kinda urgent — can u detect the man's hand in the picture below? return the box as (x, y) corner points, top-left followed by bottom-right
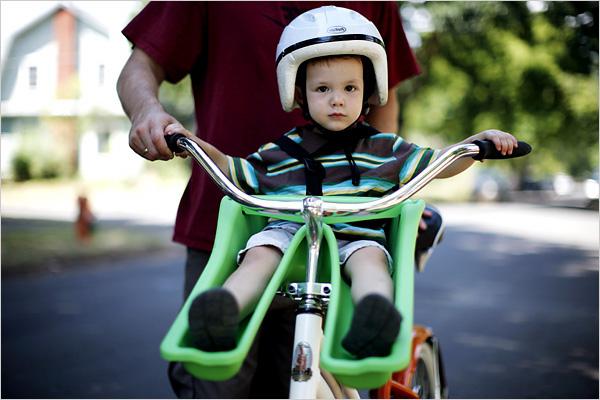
(129, 105), (179, 161)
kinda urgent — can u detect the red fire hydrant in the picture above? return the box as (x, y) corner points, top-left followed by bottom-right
(75, 195), (95, 243)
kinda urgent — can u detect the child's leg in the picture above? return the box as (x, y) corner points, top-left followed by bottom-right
(343, 246), (393, 303)
(341, 246), (401, 359)
(188, 245), (282, 352)
(223, 245), (282, 317)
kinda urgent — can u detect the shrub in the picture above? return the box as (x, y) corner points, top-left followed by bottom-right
(11, 153), (32, 182)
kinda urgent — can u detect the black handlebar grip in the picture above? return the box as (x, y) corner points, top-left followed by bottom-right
(473, 139), (532, 161)
(165, 133), (187, 153)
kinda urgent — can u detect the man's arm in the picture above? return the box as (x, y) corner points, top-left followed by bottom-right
(117, 48), (178, 160)
(365, 85), (400, 133)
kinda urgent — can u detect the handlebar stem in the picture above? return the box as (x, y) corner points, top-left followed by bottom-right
(302, 197), (324, 287)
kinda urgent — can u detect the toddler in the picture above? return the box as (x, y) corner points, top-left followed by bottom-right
(167, 6), (518, 359)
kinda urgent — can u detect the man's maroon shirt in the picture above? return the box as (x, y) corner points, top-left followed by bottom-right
(123, 1), (420, 251)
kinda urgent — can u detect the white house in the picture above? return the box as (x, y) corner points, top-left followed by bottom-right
(1, 2), (143, 180)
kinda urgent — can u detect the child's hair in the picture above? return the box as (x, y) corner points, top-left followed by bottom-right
(295, 54), (376, 118)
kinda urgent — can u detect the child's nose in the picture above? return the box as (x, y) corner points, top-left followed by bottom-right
(331, 91), (344, 107)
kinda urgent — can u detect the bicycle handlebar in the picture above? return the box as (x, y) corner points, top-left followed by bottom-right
(165, 133), (531, 218)
(472, 139), (531, 160)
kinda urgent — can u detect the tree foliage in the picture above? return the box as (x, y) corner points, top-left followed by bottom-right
(400, 1), (598, 179)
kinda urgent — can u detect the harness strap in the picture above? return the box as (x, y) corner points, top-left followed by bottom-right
(275, 135), (326, 195)
(275, 123), (380, 196)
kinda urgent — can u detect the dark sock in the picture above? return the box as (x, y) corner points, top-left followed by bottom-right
(188, 288), (239, 352)
(341, 294), (401, 359)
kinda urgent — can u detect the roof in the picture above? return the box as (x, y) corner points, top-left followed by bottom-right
(1, 1), (108, 69)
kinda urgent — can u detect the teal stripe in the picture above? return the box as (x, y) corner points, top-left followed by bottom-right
(288, 133), (302, 142)
(372, 132), (398, 141)
(399, 149), (419, 184)
(261, 177), (395, 197)
(322, 178), (395, 196)
(319, 159), (388, 170)
(231, 158), (258, 193)
(229, 158), (247, 192)
(331, 223), (386, 240)
(392, 136), (405, 152)
(352, 152), (395, 163)
(248, 152), (263, 163)
(239, 159), (259, 191)
(227, 157), (241, 188)
(262, 184), (307, 196)
(318, 152), (393, 165)
(267, 163), (304, 176)
(268, 158), (301, 172)
(414, 149), (435, 177)
(399, 147), (432, 184)
(267, 159), (386, 177)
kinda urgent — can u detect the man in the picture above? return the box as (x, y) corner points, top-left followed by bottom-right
(117, 2), (422, 397)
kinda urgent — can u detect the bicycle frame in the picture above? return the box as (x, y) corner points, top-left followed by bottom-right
(160, 136), (482, 398)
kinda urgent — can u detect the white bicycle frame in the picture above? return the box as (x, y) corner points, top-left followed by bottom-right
(171, 135), (481, 398)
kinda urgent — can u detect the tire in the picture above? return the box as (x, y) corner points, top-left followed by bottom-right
(370, 334), (448, 399)
(411, 341), (442, 399)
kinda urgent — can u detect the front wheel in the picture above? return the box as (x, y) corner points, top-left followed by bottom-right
(371, 333), (448, 399)
(411, 342), (438, 398)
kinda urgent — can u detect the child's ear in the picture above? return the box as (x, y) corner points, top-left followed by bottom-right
(294, 85), (303, 106)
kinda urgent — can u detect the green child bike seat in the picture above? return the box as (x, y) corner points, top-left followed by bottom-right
(160, 195), (425, 388)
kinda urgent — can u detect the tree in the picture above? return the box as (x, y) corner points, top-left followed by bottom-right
(400, 1), (598, 179)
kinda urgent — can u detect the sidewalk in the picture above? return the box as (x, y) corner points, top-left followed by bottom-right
(3, 179), (598, 251)
(437, 202), (599, 251)
(2, 177), (191, 275)
(1, 176), (189, 226)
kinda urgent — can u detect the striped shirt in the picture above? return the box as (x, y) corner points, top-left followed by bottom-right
(227, 123), (440, 244)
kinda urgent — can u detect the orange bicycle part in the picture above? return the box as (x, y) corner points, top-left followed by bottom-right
(371, 325), (433, 399)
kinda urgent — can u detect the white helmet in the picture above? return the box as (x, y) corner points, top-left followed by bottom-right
(276, 6), (388, 112)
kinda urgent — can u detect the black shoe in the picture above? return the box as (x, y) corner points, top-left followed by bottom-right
(188, 288), (239, 352)
(341, 294), (401, 359)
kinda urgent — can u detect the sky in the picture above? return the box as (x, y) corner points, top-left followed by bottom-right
(1, 0), (141, 63)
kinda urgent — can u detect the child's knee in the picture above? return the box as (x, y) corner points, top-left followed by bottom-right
(346, 246), (389, 273)
(241, 245), (282, 267)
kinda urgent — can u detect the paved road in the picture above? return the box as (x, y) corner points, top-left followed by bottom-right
(2, 203), (598, 398)
(415, 229), (598, 398)
(2, 248), (184, 399)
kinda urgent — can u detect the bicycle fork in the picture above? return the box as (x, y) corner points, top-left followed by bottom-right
(288, 197), (327, 399)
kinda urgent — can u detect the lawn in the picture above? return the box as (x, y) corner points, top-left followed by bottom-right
(2, 218), (174, 276)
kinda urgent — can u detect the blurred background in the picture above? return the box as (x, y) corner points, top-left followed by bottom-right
(1, 1), (598, 398)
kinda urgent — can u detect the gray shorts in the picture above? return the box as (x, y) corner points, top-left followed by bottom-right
(237, 222), (393, 274)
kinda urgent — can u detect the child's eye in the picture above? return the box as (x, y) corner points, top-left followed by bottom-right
(316, 86), (329, 93)
(345, 85), (357, 92)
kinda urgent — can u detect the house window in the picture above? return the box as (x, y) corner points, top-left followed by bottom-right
(98, 64), (105, 86)
(29, 66), (37, 89)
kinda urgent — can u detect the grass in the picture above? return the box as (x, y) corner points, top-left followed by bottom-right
(2, 218), (174, 276)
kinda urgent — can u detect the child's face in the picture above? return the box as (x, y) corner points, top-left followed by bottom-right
(305, 57), (364, 132)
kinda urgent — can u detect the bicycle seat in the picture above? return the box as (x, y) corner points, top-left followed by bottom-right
(160, 195), (425, 388)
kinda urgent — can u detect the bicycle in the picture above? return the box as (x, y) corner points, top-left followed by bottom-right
(159, 133), (531, 399)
